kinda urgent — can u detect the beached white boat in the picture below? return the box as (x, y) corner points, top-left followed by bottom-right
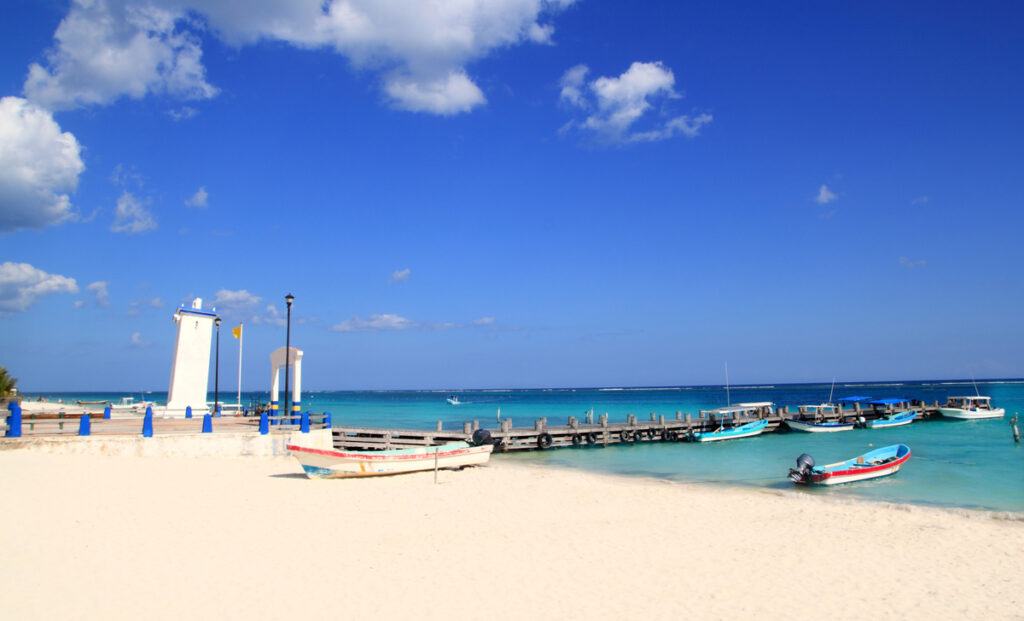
(938, 396), (1004, 420)
(287, 441), (492, 478)
(109, 397), (155, 412)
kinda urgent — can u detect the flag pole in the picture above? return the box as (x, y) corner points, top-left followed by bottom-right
(236, 323), (243, 408)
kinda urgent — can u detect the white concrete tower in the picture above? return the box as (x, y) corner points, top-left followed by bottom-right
(269, 346), (303, 418)
(166, 298), (218, 415)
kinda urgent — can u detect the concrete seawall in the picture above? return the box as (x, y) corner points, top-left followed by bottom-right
(0, 428), (333, 458)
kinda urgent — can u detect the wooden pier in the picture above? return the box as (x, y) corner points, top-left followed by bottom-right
(332, 400), (946, 452)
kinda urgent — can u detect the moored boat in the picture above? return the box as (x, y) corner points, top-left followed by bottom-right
(287, 441), (492, 478)
(689, 405), (769, 442)
(866, 410), (917, 428)
(446, 395), (461, 405)
(785, 404), (853, 432)
(938, 396), (1004, 420)
(788, 444), (911, 485)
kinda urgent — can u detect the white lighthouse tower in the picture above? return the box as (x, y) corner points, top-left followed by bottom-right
(166, 298), (218, 416)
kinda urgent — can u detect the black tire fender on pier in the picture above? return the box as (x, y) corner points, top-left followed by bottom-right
(571, 434), (583, 447)
(666, 430), (680, 442)
(620, 430), (634, 442)
(586, 433), (598, 445)
(537, 432), (553, 449)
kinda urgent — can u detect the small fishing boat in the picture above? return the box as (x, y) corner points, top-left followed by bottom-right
(785, 405), (853, 432)
(77, 399), (110, 406)
(287, 441), (492, 479)
(689, 414), (769, 442)
(788, 444), (911, 485)
(938, 396), (1004, 420)
(446, 395), (461, 405)
(866, 410), (917, 429)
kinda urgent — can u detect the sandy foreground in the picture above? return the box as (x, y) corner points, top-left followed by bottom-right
(0, 451), (1021, 621)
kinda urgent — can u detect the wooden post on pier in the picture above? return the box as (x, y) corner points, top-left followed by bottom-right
(436, 420), (443, 431)
(676, 411), (682, 420)
(650, 412), (656, 421)
(463, 422), (472, 434)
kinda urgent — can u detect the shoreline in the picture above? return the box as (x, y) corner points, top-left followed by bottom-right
(2, 451), (1021, 620)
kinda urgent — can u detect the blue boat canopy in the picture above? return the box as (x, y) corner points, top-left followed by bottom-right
(837, 396), (871, 402)
(868, 398), (908, 405)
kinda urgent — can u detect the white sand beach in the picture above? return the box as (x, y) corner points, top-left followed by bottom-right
(1, 451), (1021, 621)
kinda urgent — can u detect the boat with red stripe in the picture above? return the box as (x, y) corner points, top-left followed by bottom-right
(287, 441), (493, 478)
(788, 444), (911, 486)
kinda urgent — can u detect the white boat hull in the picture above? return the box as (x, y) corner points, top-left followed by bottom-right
(287, 442), (492, 478)
(938, 407), (1005, 420)
(785, 419), (853, 433)
(693, 428), (765, 442)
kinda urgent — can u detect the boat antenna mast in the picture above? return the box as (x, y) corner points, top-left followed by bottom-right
(971, 374), (980, 397)
(725, 361), (730, 407)
(828, 377), (835, 404)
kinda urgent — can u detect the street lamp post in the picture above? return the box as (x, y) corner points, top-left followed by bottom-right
(284, 294), (294, 423)
(214, 316), (221, 415)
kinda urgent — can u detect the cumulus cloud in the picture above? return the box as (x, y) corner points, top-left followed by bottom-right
(390, 268), (411, 283)
(899, 256), (927, 269)
(185, 186), (208, 208)
(110, 191), (156, 234)
(23, 0), (218, 110)
(0, 261), (79, 313)
(331, 313), (496, 332)
(129, 331), (151, 347)
(815, 184), (837, 205)
(25, 0), (573, 115)
(212, 288), (262, 318)
(559, 61), (711, 143)
(86, 281), (110, 307)
(168, 106), (197, 121)
(0, 97), (85, 232)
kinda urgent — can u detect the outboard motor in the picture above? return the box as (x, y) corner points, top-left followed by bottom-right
(471, 428), (492, 446)
(788, 453), (815, 483)
(856, 416), (867, 429)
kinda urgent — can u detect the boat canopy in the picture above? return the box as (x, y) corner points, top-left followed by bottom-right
(868, 398), (908, 405)
(735, 401), (774, 408)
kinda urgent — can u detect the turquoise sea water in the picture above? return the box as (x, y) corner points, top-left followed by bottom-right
(20, 380), (1024, 513)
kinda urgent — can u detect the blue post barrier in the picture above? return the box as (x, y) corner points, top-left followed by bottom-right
(185, 405), (192, 419)
(202, 413), (212, 433)
(324, 412), (332, 429)
(259, 411), (269, 435)
(6, 402), (22, 438)
(78, 413), (91, 436)
(215, 404), (222, 418)
(142, 408), (153, 438)
(300, 411), (310, 433)
(103, 405), (111, 420)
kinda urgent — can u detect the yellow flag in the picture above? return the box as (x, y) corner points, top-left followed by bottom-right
(232, 324), (242, 339)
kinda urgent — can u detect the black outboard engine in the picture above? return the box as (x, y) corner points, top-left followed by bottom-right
(788, 453), (815, 483)
(471, 428), (492, 446)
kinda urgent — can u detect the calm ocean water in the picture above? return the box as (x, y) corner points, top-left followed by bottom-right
(22, 380), (1024, 513)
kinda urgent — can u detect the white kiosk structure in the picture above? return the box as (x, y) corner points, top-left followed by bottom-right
(269, 346), (303, 419)
(166, 298), (219, 416)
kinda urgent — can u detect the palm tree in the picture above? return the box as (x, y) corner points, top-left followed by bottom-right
(0, 367), (18, 402)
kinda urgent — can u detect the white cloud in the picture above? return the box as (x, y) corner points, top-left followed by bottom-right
(0, 97), (84, 232)
(899, 256), (927, 269)
(559, 61), (711, 143)
(23, 0), (218, 110)
(149, 296), (164, 307)
(332, 313), (414, 332)
(390, 268), (411, 283)
(168, 106), (198, 121)
(212, 288), (263, 319)
(0, 262), (79, 313)
(129, 331), (151, 347)
(86, 281), (110, 307)
(110, 191), (156, 234)
(25, 0), (572, 115)
(331, 313), (497, 332)
(911, 195), (929, 205)
(815, 184), (837, 205)
(253, 303), (286, 327)
(185, 186), (208, 208)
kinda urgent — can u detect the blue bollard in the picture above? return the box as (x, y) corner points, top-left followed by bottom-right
(300, 411), (310, 433)
(323, 412), (332, 429)
(78, 414), (91, 436)
(202, 413), (212, 433)
(215, 404), (222, 418)
(5, 402), (22, 438)
(142, 408), (153, 438)
(103, 405), (111, 420)
(259, 411), (269, 435)
(185, 405), (192, 419)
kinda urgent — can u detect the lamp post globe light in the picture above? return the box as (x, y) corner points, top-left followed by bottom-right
(284, 294), (294, 422)
(214, 316), (221, 415)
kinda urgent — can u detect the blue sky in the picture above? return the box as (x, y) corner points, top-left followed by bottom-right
(1, 0), (1022, 391)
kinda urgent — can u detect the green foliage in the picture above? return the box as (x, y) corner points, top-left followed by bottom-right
(0, 366), (18, 400)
